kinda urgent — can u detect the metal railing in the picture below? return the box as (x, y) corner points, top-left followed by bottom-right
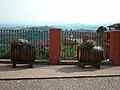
(0, 29), (49, 62)
(0, 29), (104, 63)
(61, 29), (103, 61)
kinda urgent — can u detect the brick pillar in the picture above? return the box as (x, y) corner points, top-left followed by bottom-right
(49, 28), (61, 64)
(110, 31), (120, 65)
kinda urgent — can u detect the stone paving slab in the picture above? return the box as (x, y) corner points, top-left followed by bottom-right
(0, 63), (120, 79)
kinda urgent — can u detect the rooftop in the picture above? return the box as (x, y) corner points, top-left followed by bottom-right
(108, 23), (120, 28)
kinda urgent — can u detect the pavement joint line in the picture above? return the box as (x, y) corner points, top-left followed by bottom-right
(0, 75), (120, 80)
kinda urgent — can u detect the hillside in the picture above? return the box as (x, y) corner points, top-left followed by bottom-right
(0, 23), (110, 30)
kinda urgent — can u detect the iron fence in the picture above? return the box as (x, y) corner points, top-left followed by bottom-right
(61, 30), (103, 61)
(0, 29), (49, 62)
(0, 29), (104, 63)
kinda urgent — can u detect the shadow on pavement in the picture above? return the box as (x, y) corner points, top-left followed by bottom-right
(0, 61), (118, 73)
(57, 64), (117, 73)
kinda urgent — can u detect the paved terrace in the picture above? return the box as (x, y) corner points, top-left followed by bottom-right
(0, 61), (120, 80)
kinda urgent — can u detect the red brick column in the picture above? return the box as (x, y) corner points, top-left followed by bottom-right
(49, 28), (61, 64)
(110, 31), (120, 65)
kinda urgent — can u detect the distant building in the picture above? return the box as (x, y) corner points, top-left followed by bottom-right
(62, 33), (98, 45)
(108, 23), (120, 30)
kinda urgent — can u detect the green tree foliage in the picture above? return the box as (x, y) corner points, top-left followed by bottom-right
(0, 48), (10, 59)
(96, 26), (107, 34)
(35, 46), (49, 60)
(61, 44), (77, 59)
(96, 26), (107, 46)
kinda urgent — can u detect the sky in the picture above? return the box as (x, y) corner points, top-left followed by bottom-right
(0, 0), (120, 24)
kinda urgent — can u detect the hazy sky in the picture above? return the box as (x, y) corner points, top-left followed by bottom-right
(0, 0), (120, 24)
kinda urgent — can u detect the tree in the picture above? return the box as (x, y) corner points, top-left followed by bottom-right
(96, 26), (107, 47)
(96, 26), (107, 34)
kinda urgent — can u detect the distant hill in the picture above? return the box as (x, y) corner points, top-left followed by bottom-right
(0, 24), (25, 29)
(53, 23), (110, 30)
(0, 23), (111, 30)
